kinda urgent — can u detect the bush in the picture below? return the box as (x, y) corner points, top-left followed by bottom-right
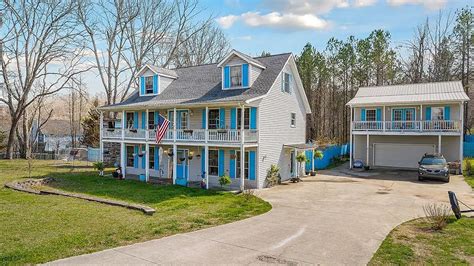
(242, 189), (255, 201)
(93, 161), (105, 171)
(265, 164), (280, 187)
(465, 159), (472, 175)
(423, 203), (451, 230)
(218, 174), (231, 187)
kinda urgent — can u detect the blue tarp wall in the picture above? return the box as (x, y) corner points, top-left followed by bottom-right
(305, 144), (349, 171)
(87, 148), (101, 162)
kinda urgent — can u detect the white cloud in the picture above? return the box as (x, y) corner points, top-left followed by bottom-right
(387, 0), (447, 10)
(216, 15), (239, 29)
(261, 0), (351, 15)
(354, 0), (377, 7)
(217, 12), (330, 31)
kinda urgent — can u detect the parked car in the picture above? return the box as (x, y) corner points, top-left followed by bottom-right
(418, 154), (450, 182)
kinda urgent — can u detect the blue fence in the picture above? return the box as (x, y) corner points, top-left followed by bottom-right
(305, 144), (349, 171)
(463, 135), (474, 157)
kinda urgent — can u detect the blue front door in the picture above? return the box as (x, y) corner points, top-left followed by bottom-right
(176, 149), (188, 186)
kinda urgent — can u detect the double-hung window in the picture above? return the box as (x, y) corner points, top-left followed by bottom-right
(290, 113), (296, 127)
(432, 107), (444, 120)
(149, 146), (155, 169)
(230, 66), (242, 87)
(126, 113), (134, 128)
(148, 112), (155, 129)
(208, 150), (219, 176)
(283, 73), (291, 93)
(145, 76), (153, 94)
(126, 146), (134, 167)
(208, 109), (220, 129)
(366, 109), (376, 121)
(237, 108), (250, 129)
(236, 151), (249, 179)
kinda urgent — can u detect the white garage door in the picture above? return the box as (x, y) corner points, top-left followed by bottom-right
(374, 143), (436, 169)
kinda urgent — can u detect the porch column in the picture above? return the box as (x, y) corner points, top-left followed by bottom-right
(145, 143), (150, 182)
(205, 145), (209, 189)
(460, 102), (464, 173)
(120, 142), (126, 177)
(294, 148), (298, 177)
(311, 148), (315, 172)
(205, 106), (209, 143)
(349, 106), (353, 169)
(145, 109), (149, 140)
(240, 104), (245, 191)
(121, 110), (126, 140)
(172, 144), (177, 185)
(438, 135), (442, 154)
(99, 111), (104, 162)
(173, 108), (177, 142)
(420, 104), (423, 132)
(366, 134), (370, 167)
(382, 106), (386, 132)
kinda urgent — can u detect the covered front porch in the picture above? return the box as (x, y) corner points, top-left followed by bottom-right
(120, 142), (258, 190)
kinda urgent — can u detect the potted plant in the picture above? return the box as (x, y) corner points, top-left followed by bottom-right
(167, 149), (174, 157)
(218, 173), (232, 188)
(310, 150), (324, 176)
(217, 127), (228, 134)
(293, 152), (306, 182)
(188, 151), (194, 160)
(93, 161), (105, 176)
(138, 151), (145, 158)
(129, 128), (138, 133)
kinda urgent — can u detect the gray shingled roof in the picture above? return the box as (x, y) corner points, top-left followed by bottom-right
(101, 53), (291, 110)
(148, 65), (178, 78)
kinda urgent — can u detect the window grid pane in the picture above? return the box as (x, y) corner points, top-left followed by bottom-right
(145, 76), (153, 93)
(208, 150), (219, 176)
(230, 66), (242, 87)
(208, 109), (220, 129)
(366, 110), (376, 121)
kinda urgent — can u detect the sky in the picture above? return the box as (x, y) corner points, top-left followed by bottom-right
(203, 0), (470, 56)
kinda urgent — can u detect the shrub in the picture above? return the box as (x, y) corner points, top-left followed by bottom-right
(266, 164), (281, 187)
(423, 203), (451, 230)
(93, 161), (105, 171)
(242, 189), (255, 201)
(218, 174), (232, 187)
(465, 159), (472, 175)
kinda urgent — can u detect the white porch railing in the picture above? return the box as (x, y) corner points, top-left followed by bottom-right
(352, 120), (461, 132)
(104, 128), (258, 143)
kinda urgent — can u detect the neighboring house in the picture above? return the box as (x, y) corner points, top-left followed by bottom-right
(40, 120), (81, 153)
(99, 50), (311, 189)
(347, 81), (469, 170)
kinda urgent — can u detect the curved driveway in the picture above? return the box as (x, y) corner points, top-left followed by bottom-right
(49, 167), (474, 265)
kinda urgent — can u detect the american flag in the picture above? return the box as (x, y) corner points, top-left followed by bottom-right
(155, 114), (170, 144)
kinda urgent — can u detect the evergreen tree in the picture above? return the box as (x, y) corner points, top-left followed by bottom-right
(80, 98), (100, 147)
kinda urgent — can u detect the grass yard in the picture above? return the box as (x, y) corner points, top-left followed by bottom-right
(0, 160), (271, 264)
(463, 158), (474, 188)
(370, 217), (474, 265)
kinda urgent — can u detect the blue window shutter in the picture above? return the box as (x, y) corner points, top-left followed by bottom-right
(361, 109), (366, 121)
(229, 150), (236, 178)
(218, 149), (225, 176)
(224, 66), (230, 89)
(154, 112), (159, 128)
(231, 108), (237, 129)
(201, 148), (205, 176)
(133, 112), (138, 128)
(141, 145), (146, 169)
(376, 108), (382, 121)
(134, 145), (138, 168)
(445, 106), (450, 120)
(242, 64), (249, 87)
(219, 108), (226, 129)
(426, 107), (431, 121)
(153, 75), (158, 94)
(249, 151), (256, 180)
(140, 76), (145, 95)
(154, 147), (159, 170)
(202, 109), (206, 129)
(250, 107), (257, 129)
(141, 112), (146, 129)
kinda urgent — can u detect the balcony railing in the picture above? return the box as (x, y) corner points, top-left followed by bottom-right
(352, 120), (461, 133)
(103, 128), (258, 143)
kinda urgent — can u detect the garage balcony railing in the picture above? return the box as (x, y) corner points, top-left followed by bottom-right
(352, 120), (461, 133)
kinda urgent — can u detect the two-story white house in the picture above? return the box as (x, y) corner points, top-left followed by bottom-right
(99, 50), (311, 190)
(347, 81), (469, 171)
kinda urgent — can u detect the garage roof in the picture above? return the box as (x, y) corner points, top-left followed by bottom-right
(346, 81), (469, 106)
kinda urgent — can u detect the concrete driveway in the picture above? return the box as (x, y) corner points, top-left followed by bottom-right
(49, 166), (474, 265)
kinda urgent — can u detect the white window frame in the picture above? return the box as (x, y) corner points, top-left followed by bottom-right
(208, 149), (219, 176)
(235, 150), (249, 179)
(230, 65), (242, 88)
(208, 109), (220, 129)
(144, 76), (154, 94)
(365, 109), (376, 121)
(167, 109), (190, 129)
(237, 108), (251, 130)
(149, 146), (155, 169)
(431, 107), (444, 121)
(290, 113), (296, 128)
(283, 72), (292, 94)
(126, 145), (134, 167)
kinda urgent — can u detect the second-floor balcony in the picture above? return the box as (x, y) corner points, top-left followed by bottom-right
(102, 127), (259, 143)
(352, 120), (461, 133)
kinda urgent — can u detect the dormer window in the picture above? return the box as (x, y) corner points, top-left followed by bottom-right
(230, 66), (242, 87)
(145, 76), (153, 94)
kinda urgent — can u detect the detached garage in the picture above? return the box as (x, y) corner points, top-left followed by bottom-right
(373, 143), (435, 169)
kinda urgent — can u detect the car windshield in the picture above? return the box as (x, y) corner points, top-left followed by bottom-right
(421, 157), (446, 165)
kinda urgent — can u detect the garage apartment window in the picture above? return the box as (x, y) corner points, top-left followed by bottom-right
(431, 107), (444, 120)
(366, 109), (376, 121)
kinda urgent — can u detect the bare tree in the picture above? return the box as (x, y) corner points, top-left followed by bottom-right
(0, 0), (91, 159)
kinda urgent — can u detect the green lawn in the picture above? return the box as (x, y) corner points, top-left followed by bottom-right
(463, 158), (474, 188)
(370, 218), (474, 264)
(0, 160), (271, 264)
